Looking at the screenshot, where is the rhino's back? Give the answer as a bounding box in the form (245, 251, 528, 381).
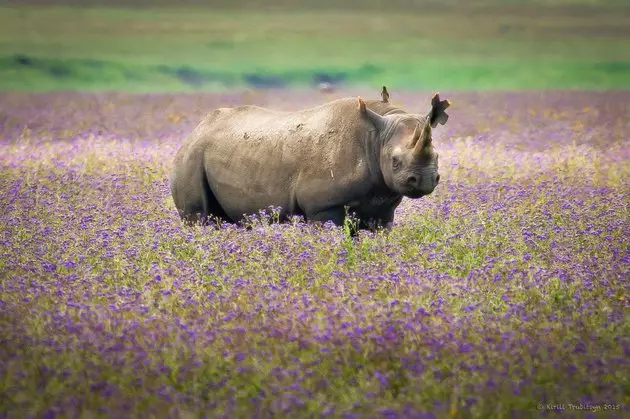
(175, 97, 402, 171)
(201, 99, 368, 144)
(197, 98, 371, 170)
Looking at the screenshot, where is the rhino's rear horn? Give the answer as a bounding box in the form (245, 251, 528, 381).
(428, 92, 450, 128)
(358, 97, 386, 131)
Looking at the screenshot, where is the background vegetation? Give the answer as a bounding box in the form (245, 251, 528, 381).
(1, 0, 629, 91)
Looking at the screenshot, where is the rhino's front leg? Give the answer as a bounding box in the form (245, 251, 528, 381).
(376, 207, 396, 231)
(356, 206, 396, 232)
(359, 219, 393, 232)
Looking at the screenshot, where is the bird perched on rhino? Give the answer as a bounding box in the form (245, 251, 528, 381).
(170, 86, 450, 231)
(381, 86, 390, 103)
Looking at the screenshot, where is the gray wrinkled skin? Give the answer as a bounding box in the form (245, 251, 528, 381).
(170, 93, 449, 230)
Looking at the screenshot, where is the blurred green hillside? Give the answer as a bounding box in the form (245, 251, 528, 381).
(0, 0, 629, 91)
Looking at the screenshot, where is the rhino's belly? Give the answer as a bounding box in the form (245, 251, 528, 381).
(206, 164, 298, 221)
(215, 184, 294, 221)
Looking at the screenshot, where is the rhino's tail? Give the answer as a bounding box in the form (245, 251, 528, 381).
(429, 93, 451, 128)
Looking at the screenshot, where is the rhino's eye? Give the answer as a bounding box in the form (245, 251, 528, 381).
(392, 155, 402, 171)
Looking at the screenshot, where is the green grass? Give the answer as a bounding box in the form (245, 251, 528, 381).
(1, 4, 629, 91)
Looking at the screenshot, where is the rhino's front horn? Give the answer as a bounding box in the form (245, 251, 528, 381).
(358, 97, 386, 132)
(413, 121, 432, 155)
(407, 124, 421, 149)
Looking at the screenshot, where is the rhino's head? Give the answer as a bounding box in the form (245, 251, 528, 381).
(358, 92, 450, 199)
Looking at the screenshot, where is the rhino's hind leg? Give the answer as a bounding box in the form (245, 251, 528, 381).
(178, 169, 232, 227)
(198, 171, 232, 226)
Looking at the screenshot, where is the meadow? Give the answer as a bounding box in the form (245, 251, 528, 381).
(1, 88, 628, 418)
(1, 0, 630, 418)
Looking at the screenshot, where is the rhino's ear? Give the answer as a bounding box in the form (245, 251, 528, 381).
(381, 86, 390, 103)
(428, 92, 450, 128)
(358, 96, 386, 131)
(358, 97, 367, 113)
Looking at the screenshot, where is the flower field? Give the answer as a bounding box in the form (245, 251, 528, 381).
(1, 90, 628, 418)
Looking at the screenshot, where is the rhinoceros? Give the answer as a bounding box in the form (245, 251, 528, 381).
(170, 87, 450, 230)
